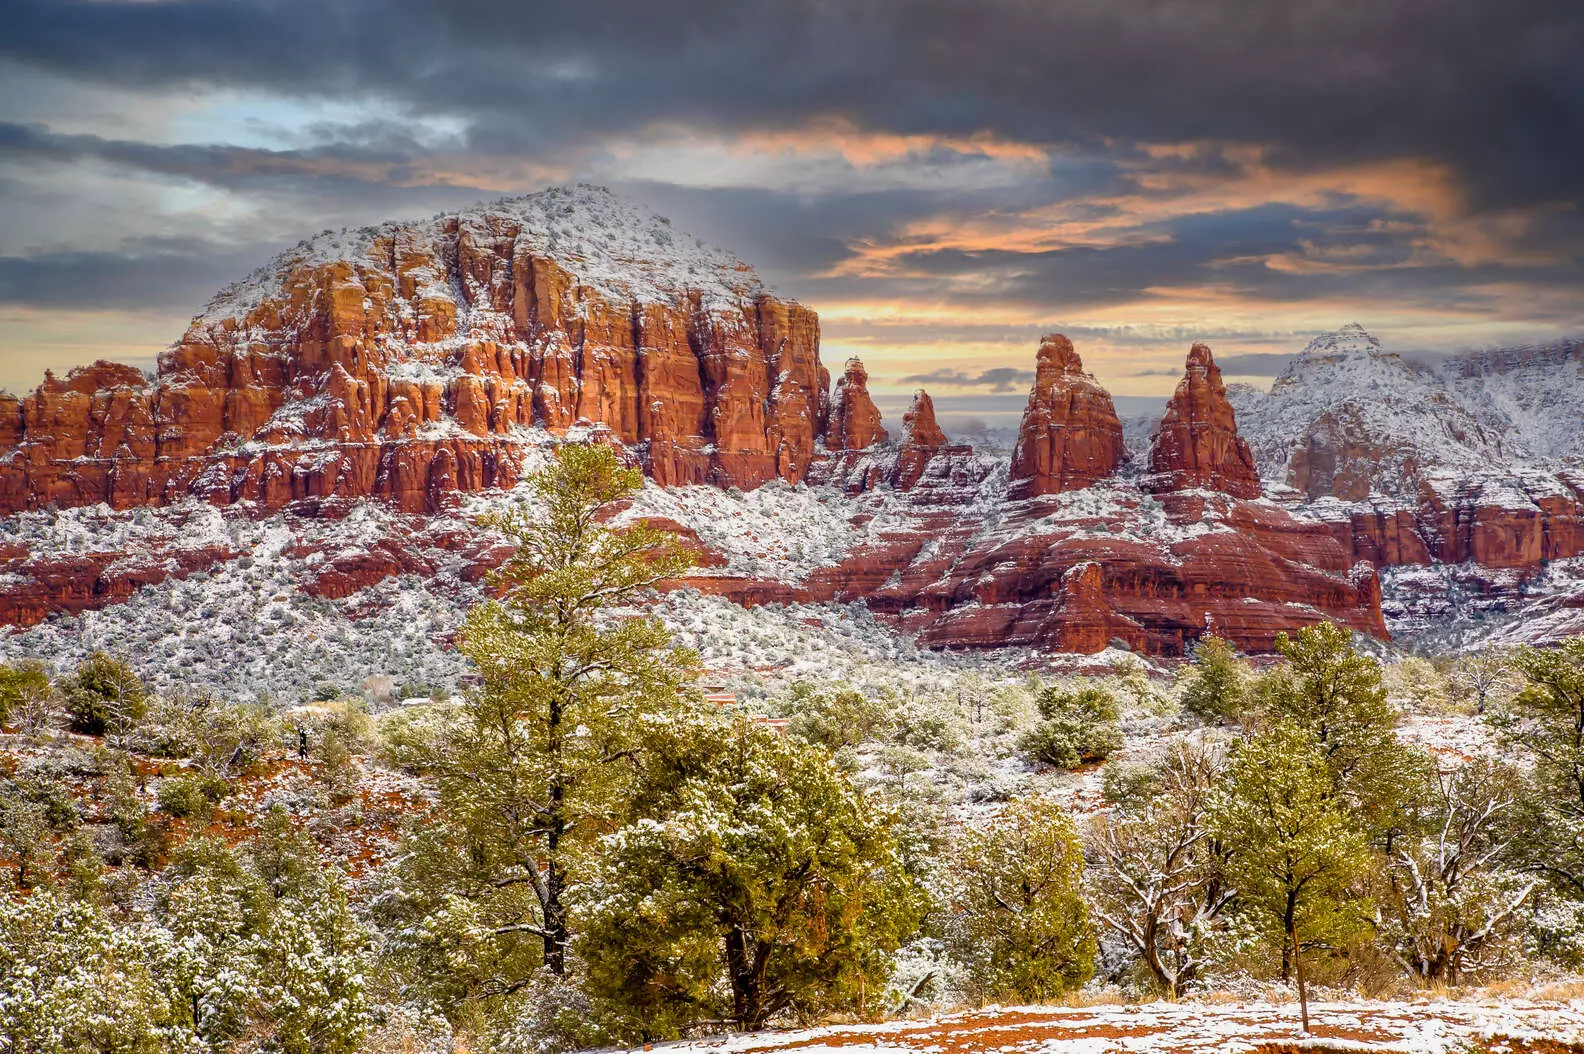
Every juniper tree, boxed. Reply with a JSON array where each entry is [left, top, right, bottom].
[[1209, 721, 1369, 1032], [577, 713, 919, 1036], [389, 443, 697, 1010], [1178, 635, 1248, 723], [1021, 684, 1121, 769], [948, 795, 1095, 1003]]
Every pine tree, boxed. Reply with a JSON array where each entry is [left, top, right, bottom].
[[576, 712, 919, 1037], [385, 443, 697, 1015], [1178, 635, 1248, 723], [1209, 721, 1369, 1032], [64, 651, 148, 739], [948, 795, 1095, 1003]]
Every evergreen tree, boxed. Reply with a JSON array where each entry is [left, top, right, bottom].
[[1208, 721, 1369, 1031], [1490, 638, 1584, 895], [1178, 635, 1248, 723], [1021, 684, 1121, 769], [0, 660, 51, 730], [576, 713, 919, 1036], [1257, 622, 1419, 841], [64, 651, 148, 738], [948, 795, 1094, 1003], [384, 443, 697, 1016]]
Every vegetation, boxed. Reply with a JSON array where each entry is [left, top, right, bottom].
[[9, 450, 1584, 1047], [1020, 684, 1121, 769]]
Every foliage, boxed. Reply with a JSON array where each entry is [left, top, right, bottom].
[[1020, 684, 1121, 769], [380, 443, 698, 1023], [1178, 635, 1248, 723], [0, 659, 52, 730], [0, 890, 194, 1053], [1256, 622, 1421, 841], [64, 650, 149, 737], [1087, 741, 1232, 996], [1208, 720, 1371, 999], [157, 771, 228, 819], [783, 681, 892, 750], [576, 713, 919, 1036], [1490, 638, 1584, 897], [1378, 759, 1536, 984], [947, 795, 1095, 1003]]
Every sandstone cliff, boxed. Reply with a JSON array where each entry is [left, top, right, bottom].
[[825, 358, 886, 451], [0, 185, 828, 515], [1008, 335, 1127, 497], [1145, 343, 1261, 498]]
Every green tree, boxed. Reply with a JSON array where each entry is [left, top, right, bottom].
[[0, 890, 191, 1053], [64, 651, 148, 738], [1209, 721, 1370, 1031], [1257, 622, 1418, 840], [783, 682, 891, 749], [1020, 684, 1121, 769], [948, 795, 1095, 1003], [384, 443, 697, 1017], [576, 714, 919, 1036], [1179, 635, 1248, 723], [1489, 638, 1584, 895], [1087, 741, 1233, 997]]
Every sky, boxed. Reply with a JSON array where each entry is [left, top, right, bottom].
[[3, 1, 1584, 430]]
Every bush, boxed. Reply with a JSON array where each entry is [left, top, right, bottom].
[[157, 772, 227, 818], [64, 652, 147, 737], [947, 795, 1095, 1002], [1178, 635, 1248, 722], [1021, 685, 1121, 768], [0, 661, 52, 730], [783, 682, 890, 749]]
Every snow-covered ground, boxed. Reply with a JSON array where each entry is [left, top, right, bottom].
[[638, 997, 1584, 1054]]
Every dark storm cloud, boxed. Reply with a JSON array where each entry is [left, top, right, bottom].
[[6, 0, 1584, 213], [0, 240, 270, 310], [898, 367, 1035, 393]]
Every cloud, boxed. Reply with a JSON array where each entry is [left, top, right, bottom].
[[899, 366, 1035, 393]]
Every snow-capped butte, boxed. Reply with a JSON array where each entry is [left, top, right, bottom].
[[203, 183, 767, 324], [1229, 323, 1517, 501]]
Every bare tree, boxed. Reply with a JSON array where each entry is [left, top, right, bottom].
[[1087, 740, 1233, 997]]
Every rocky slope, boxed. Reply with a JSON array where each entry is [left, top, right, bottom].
[[0, 184, 828, 515], [6, 192, 1584, 684]]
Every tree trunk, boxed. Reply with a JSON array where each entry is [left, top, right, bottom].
[[1291, 916, 1310, 1035], [543, 691, 567, 976]]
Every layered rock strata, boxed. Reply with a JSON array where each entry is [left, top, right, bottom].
[[0, 186, 827, 515], [1008, 335, 1127, 497], [1145, 343, 1261, 498], [825, 358, 886, 451]]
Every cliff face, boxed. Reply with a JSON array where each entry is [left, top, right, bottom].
[[1145, 343, 1261, 499], [0, 185, 827, 515], [826, 358, 887, 451], [1008, 335, 1128, 497]]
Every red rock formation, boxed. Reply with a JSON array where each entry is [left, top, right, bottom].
[[1146, 343, 1261, 499], [1008, 335, 1127, 497], [825, 357, 886, 451], [889, 390, 947, 489], [0, 187, 827, 516]]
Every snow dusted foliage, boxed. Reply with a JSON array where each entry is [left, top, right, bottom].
[[0, 500, 479, 702]]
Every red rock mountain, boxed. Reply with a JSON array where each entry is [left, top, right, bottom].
[[1008, 335, 1128, 497], [826, 358, 886, 451], [0, 185, 827, 516], [10, 198, 1584, 665], [1145, 343, 1261, 499]]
